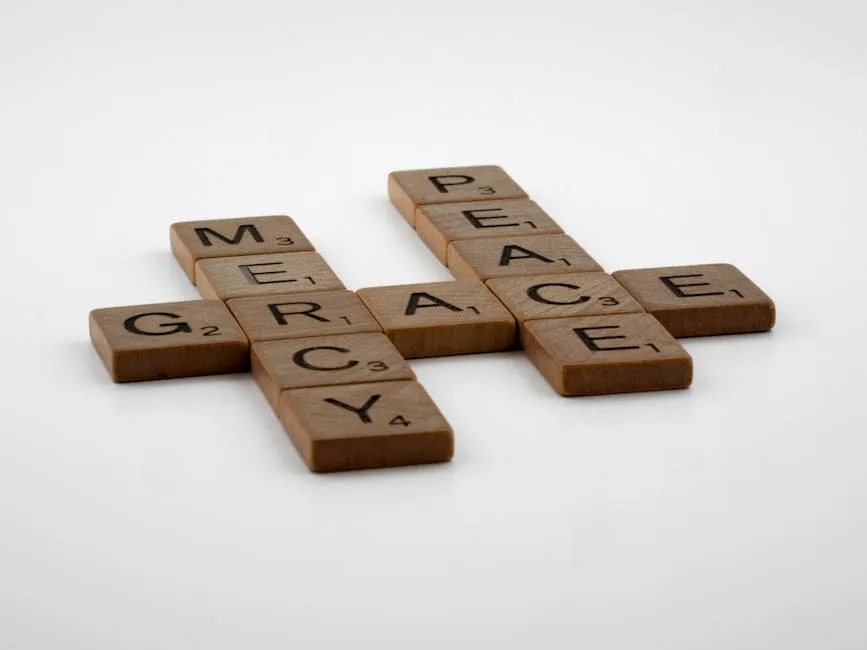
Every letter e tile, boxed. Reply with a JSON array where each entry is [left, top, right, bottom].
[[612, 264, 775, 337], [416, 199, 562, 264], [196, 252, 344, 301], [523, 313, 692, 396]]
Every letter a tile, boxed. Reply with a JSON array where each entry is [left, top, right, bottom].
[[252, 333, 415, 410], [279, 381, 454, 472], [171, 215, 314, 283], [523, 313, 692, 396], [612, 264, 775, 337], [89, 301, 249, 382], [196, 252, 344, 301], [388, 165, 528, 226], [448, 234, 603, 282], [357, 281, 516, 358]]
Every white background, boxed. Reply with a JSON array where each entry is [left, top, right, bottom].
[[2, 1, 866, 648]]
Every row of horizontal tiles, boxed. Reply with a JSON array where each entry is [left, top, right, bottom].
[[387, 164, 775, 396]]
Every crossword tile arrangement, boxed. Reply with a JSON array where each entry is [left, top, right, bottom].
[[90, 165, 776, 472]]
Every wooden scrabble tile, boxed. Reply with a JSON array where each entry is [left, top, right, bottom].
[[89, 301, 249, 382], [448, 234, 603, 281], [486, 272, 645, 340], [388, 165, 528, 226], [196, 252, 344, 301], [252, 333, 415, 410], [612, 264, 775, 338], [416, 199, 563, 264], [357, 281, 516, 358], [171, 215, 314, 283], [279, 380, 454, 472], [523, 313, 692, 396], [227, 290, 381, 343]]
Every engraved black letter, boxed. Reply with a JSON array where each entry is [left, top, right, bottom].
[[195, 225, 264, 247], [573, 325, 640, 352], [324, 394, 381, 423], [405, 292, 463, 315], [428, 175, 474, 194], [239, 262, 293, 285], [499, 245, 555, 266], [526, 283, 590, 305], [293, 346, 358, 371], [268, 301, 328, 324], [462, 208, 519, 229], [660, 274, 724, 298], [123, 312, 192, 336]]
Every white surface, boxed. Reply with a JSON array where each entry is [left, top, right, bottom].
[[2, 1, 866, 648]]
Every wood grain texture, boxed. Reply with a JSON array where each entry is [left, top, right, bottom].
[[227, 290, 381, 343], [523, 313, 692, 396], [416, 199, 562, 264], [388, 165, 527, 226], [486, 272, 645, 341], [612, 263, 775, 337], [357, 281, 516, 358], [196, 252, 344, 301], [251, 333, 415, 410], [171, 215, 314, 283], [279, 380, 454, 473], [89, 300, 249, 382], [448, 234, 603, 281]]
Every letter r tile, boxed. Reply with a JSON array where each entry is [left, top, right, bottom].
[[227, 290, 381, 342], [171, 215, 314, 283], [612, 263, 775, 337]]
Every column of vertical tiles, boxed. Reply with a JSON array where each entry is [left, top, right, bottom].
[[386, 166, 606, 292], [388, 167, 613, 400], [184, 227, 457, 472], [170, 214, 449, 473]]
